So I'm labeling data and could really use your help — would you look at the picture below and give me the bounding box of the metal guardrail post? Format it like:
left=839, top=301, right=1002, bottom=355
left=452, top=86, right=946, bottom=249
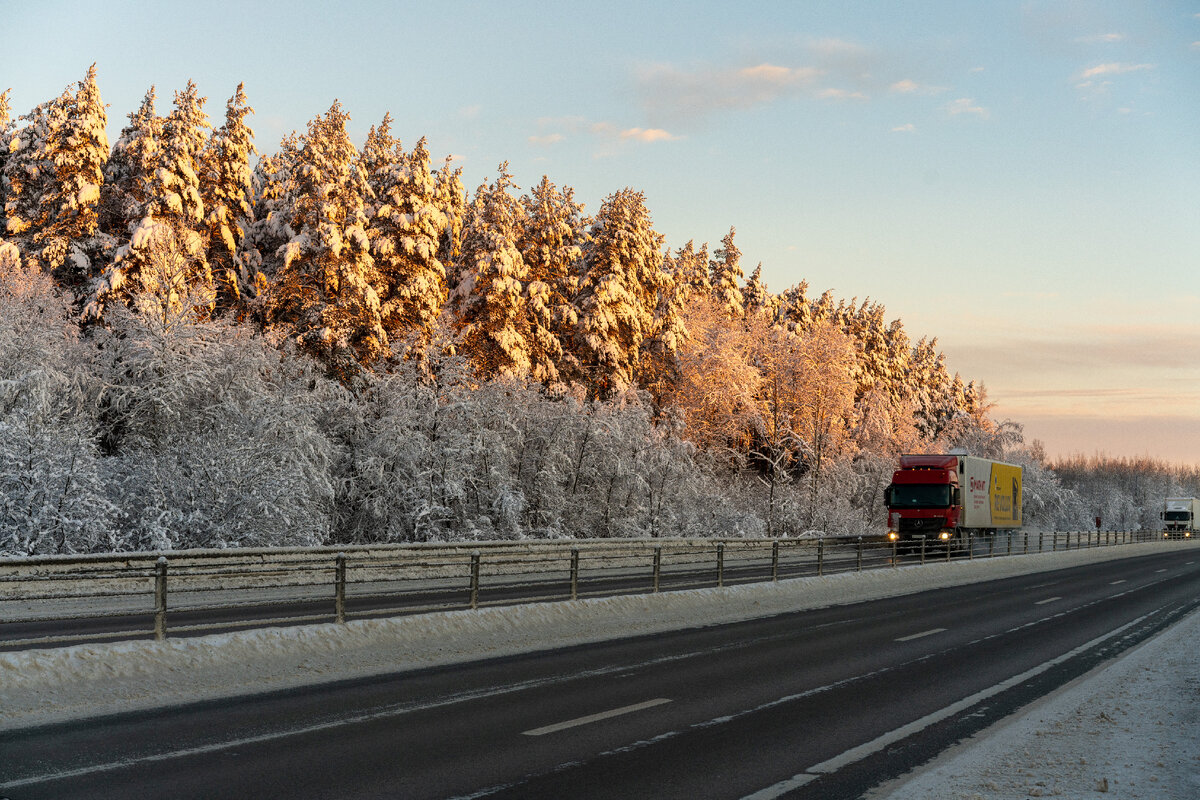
left=570, top=548, right=579, bottom=600
left=653, top=546, right=661, bottom=593
left=153, top=556, right=168, bottom=641
left=469, top=551, right=481, bottom=609
left=968, top=533, right=974, bottom=560
left=772, top=540, right=780, bottom=581
left=857, top=537, right=863, bottom=572
left=919, top=537, right=926, bottom=565
left=892, top=539, right=898, bottom=566
left=946, top=537, right=952, bottom=562
left=334, top=552, right=347, bottom=624
left=988, top=536, right=995, bottom=558
left=817, top=538, right=825, bottom=575
left=1024, top=531, right=1029, bottom=554
left=716, top=542, right=725, bottom=587
left=1007, top=533, right=1013, bottom=556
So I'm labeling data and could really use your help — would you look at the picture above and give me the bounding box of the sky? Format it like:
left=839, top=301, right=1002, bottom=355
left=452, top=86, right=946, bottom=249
left=3, top=0, right=1198, bottom=466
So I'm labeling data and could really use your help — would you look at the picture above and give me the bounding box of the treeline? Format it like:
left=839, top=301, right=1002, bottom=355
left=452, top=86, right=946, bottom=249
left=0, top=69, right=1184, bottom=555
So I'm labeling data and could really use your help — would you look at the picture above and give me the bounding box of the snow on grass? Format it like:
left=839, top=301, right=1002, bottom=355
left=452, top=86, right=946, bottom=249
left=871, top=604, right=1200, bottom=799
left=0, top=541, right=1195, bottom=733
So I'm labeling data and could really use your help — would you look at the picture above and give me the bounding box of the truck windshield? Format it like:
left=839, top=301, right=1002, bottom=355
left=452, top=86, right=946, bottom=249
left=1164, top=511, right=1192, bottom=521
left=890, top=485, right=952, bottom=508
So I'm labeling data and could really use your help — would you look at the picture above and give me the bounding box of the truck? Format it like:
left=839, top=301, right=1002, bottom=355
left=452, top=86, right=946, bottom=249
left=1161, top=498, right=1199, bottom=538
left=883, top=454, right=1022, bottom=546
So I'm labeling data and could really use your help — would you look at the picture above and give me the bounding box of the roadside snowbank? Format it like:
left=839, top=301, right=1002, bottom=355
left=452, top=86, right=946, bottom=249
left=872, top=605, right=1200, bottom=799
left=0, top=542, right=1193, bottom=732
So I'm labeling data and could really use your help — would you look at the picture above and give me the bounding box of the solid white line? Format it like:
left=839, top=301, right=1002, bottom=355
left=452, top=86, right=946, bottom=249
left=1035, top=597, right=1062, bottom=605
left=1110, top=580, right=1127, bottom=585
left=895, top=628, right=947, bottom=642
left=741, top=611, right=1154, bottom=799
left=1155, top=569, right=1167, bottom=573
left=522, top=698, right=672, bottom=736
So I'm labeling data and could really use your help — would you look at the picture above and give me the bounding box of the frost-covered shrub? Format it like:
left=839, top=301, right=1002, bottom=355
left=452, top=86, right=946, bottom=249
left=0, top=262, right=116, bottom=555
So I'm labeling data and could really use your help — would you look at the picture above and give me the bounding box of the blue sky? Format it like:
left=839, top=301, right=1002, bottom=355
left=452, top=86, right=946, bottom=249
left=3, top=0, right=1199, bottom=464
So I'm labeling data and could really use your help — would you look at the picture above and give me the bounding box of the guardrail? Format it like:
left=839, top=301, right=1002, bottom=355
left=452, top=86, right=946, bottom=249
left=0, top=529, right=1179, bottom=650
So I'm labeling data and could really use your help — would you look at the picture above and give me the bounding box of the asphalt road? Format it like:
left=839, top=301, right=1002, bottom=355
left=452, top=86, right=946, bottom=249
left=3, top=549, right=1198, bottom=799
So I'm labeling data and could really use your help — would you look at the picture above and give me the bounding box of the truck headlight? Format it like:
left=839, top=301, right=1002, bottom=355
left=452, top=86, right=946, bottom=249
left=939, top=532, right=951, bottom=540
left=888, top=532, right=899, bottom=541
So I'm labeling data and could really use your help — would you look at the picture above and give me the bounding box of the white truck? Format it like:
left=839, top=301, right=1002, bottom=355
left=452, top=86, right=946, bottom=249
left=1161, top=498, right=1199, bottom=538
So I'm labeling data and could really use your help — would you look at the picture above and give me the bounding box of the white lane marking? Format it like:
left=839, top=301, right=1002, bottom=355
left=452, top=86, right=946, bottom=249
left=1035, top=597, right=1062, bottom=605
left=1110, top=580, right=1127, bottom=585
left=742, top=611, right=1155, bottom=799
left=895, top=628, right=947, bottom=642
left=1155, top=569, right=1167, bottom=573
left=522, top=698, right=671, bottom=736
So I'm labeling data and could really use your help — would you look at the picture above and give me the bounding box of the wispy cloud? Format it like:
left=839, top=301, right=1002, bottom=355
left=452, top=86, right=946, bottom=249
left=1075, top=33, right=1125, bottom=44
left=1078, top=62, right=1154, bottom=79
left=636, top=61, right=824, bottom=122
left=527, top=117, right=680, bottom=149
left=945, top=97, right=989, bottom=118
left=619, top=127, right=679, bottom=143
left=891, top=123, right=916, bottom=133
left=889, top=78, right=947, bottom=95
left=816, top=87, right=867, bottom=100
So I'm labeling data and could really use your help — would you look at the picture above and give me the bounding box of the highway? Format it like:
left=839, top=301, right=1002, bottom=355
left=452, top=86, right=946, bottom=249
left=3, top=549, right=1198, bottom=799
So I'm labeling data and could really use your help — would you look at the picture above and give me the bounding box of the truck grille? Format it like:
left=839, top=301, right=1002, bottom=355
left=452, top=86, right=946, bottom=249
left=898, top=517, right=947, bottom=533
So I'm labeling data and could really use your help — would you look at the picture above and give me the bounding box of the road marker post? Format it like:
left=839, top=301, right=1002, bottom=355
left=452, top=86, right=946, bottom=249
left=334, top=553, right=346, bottom=624
left=153, top=556, right=168, bottom=641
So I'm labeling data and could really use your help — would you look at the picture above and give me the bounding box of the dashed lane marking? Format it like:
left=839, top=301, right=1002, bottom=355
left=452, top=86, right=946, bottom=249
left=1035, top=597, right=1062, bottom=605
left=895, top=628, right=947, bottom=642
left=522, top=698, right=672, bottom=736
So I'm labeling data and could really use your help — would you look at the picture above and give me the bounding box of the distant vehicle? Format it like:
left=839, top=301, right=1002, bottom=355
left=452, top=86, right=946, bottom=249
left=883, top=454, right=1022, bottom=546
left=1161, top=498, right=1198, bottom=538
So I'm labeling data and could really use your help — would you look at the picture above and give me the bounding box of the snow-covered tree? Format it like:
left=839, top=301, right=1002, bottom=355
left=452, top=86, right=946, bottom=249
left=0, top=88, right=13, bottom=222
left=709, top=226, right=744, bottom=319
left=576, top=188, right=665, bottom=395
left=367, top=131, right=449, bottom=357
left=257, top=101, right=386, bottom=375
left=672, top=239, right=710, bottom=300
left=0, top=259, right=114, bottom=555
left=90, top=82, right=214, bottom=319
left=200, top=83, right=256, bottom=309
left=451, top=164, right=539, bottom=379
left=742, top=263, right=774, bottom=320
left=519, top=175, right=588, bottom=384
left=2, top=66, right=108, bottom=285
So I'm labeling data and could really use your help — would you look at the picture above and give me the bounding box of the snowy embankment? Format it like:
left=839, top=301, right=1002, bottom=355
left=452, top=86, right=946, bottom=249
left=0, top=542, right=1194, bottom=735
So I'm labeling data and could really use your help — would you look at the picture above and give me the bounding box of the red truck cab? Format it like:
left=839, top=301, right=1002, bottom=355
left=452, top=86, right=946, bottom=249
left=884, top=455, right=963, bottom=542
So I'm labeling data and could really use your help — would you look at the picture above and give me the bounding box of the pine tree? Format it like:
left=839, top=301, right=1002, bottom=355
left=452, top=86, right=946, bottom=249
left=2, top=66, right=108, bottom=284
left=90, top=82, right=214, bottom=319
left=672, top=239, right=710, bottom=301
left=742, top=263, right=774, bottom=320
left=710, top=226, right=744, bottom=319
left=241, top=130, right=300, bottom=296
left=258, top=101, right=386, bottom=375
left=576, top=188, right=665, bottom=395
left=0, top=88, right=13, bottom=227
left=99, top=88, right=161, bottom=242
left=368, top=132, right=449, bottom=357
left=200, top=83, right=256, bottom=309
left=451, top=164, right=536, bottom=379
left=519, top=175, right=588, bottom=384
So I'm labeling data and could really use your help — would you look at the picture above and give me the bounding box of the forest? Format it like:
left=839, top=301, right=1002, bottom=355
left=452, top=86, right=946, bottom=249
left=1, top=68, right=1196, bottom=556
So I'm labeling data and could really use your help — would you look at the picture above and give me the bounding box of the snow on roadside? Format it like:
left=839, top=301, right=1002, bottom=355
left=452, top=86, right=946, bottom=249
left=870, top=606, right=1200, bottom=799
left=0, top=542, right=1195, bottom=733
